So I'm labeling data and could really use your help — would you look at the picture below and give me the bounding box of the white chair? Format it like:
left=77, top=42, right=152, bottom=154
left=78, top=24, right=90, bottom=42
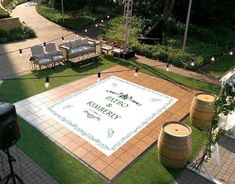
left=30, top=45, right=53, bottom=70
left=45, top=43, right=65, bottom=65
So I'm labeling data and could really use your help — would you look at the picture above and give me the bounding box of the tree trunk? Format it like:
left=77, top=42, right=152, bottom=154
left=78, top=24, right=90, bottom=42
left=163, top=0, right=176, bottom=21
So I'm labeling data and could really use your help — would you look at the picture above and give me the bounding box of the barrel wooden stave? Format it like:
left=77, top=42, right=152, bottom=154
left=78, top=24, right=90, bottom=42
left=157, top=121, right=192, bottom=169
left=190, top=93, right=215, bottom=129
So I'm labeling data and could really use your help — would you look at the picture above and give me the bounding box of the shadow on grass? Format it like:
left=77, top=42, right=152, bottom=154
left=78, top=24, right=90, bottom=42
left=32, top=59, right=105, bottom=79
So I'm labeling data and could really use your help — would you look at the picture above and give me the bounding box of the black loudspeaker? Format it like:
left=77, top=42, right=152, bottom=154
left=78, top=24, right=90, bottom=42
left=0, top=102, right=20, bottom=150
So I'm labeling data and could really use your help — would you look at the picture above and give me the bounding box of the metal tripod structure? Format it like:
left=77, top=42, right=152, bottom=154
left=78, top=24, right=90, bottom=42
left=122, top=0, right=134, bottom=53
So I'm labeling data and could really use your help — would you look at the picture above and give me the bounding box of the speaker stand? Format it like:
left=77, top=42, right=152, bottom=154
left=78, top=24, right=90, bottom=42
left=2, top=149, right=24, bottom=184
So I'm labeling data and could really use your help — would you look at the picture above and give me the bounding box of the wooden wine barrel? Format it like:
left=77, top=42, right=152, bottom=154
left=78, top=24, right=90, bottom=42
left=190, top=93, right=216, bottom=129
left=157, top=121, right=192, bottom=169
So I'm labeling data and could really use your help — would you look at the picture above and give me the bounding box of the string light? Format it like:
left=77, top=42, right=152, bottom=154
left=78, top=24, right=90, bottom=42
left=229, top=51, right=233, bottom=55
left=95, top=24, right=98, bottom=27
left=101, top=20, right=104, bottom=23
left=84, top=29, right=88, bottom=33
left=19, top=49, right=23, bottom=57
left=134, top=68, right=139, bottom=77
left=166, top=64, right=170, bottom=71
left=191, top=62, right=195, bottom=66
left=45, top=77, right=49, bottom=88
left=0, top=79, right=3, bottom=86
left=97, top=72, right=101, bottom=82
left=211, top=56, right=215, bottom=62
left=0, top=4, right=122, bottom=57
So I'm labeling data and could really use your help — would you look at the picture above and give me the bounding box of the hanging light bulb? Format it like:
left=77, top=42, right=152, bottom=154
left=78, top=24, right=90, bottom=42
left=0, top=79, right=3, bottom=86
left=134, top=68, right=139, bottom=77
left=229, top=51, right=233, bottom=55
left=95, top=24, right=98, bottom=27
left=191, top=62, right=195, bottom=66
left=45, top=77, right=49, bottom=88
left=166, top=64, right=170, bottom=71
left=84, top=29, right=88, bottom=33
left=19, top=49, right=23, bottom=57
left=211, top=56, right=215, bottom=62
left=101, top=20, right=104, bottom=23
left=107, top=15, right=110, bottom=19
left=97, top=72, right=101, bottom=82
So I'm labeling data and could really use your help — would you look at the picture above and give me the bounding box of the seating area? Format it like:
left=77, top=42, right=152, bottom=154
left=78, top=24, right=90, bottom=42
left=30, top=37, right=97, bottom=70
left=101, top=38, right=125, bottom=56
left=59, top=37, right=96, bottom=60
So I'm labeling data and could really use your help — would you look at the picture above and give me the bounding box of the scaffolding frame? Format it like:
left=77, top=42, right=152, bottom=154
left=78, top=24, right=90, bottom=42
left=123, top=0, right=133, bottom=53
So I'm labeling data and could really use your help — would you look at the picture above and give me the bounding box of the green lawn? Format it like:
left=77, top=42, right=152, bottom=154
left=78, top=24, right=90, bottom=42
left=0, top=56, right=217, bottom=184
left=202, top=55, right=235, bottom=78
left=36, top=3, right=101, bottom=31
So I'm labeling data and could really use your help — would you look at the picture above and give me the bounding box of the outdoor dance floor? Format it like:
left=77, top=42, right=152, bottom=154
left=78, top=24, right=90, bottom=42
left=15, top=65, right=195, bottom=181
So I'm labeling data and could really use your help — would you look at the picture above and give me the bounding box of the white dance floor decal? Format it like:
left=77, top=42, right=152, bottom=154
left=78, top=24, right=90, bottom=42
left=47, top=76, right=178, bottom=156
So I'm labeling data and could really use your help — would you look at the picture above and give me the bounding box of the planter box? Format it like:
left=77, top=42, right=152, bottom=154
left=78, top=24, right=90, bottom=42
left=0, top=17, right=20, bottom=31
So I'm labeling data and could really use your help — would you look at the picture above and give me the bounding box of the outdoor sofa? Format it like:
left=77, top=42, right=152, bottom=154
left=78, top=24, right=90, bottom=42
left=58, top=38, right=96, bottom=60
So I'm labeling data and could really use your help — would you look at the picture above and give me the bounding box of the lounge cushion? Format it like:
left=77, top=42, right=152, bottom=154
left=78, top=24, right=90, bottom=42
left=34, top=54, right=46, bottom=60
left=113, top=47, right=124, bottom=53
left=68, top=47, right=86, bottom=58
left=75, top=39, right=82, bottom=47
left=50, top=50, right=61, bottom=56
left=81, top=38, right=89, bottom=46
left=38, top=58, right=53, bottom=65
left=52, top=55, right=64, bottom=62
left=64, top=41, right=71, bottom=48
left=70, top=40, right=77, bottom=49
left=79, top=46, right=96, bottom=54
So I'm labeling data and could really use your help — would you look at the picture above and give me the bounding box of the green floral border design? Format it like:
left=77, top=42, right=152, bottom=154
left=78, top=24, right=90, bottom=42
left=48, top=76, right=178, bottom=152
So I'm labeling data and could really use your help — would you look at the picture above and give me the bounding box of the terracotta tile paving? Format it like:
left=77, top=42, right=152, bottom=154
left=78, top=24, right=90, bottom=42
left=15, top=65, right=195, bottom=181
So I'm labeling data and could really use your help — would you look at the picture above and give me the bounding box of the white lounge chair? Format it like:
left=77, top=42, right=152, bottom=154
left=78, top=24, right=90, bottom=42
left=45, top=43, right=65, bottom=65
left=30, top=45, right=53, bottom=70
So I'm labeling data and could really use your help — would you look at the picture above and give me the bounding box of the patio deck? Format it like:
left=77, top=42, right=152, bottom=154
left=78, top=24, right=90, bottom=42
left=14, top=65, right=195, bottom=181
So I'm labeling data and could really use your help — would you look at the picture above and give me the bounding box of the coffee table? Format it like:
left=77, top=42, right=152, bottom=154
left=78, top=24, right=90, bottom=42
left=69, top=52, right=100, bottom=67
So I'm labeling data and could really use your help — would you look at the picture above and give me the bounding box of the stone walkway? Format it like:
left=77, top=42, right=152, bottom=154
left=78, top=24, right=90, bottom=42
left=0, top=0, right=220, bottom=87
left=176, top=136, right=235, bottom=184
left=0, top=146, right=58, bottom=184
left=205, top=136, right=235, bottom=184
left=0, top=0, right=75, bottom=78
left=134, top=55, right=220, bottom=85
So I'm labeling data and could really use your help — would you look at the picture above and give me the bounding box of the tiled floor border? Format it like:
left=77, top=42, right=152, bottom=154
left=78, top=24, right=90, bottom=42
left=15, top=65, right=195, bottom=181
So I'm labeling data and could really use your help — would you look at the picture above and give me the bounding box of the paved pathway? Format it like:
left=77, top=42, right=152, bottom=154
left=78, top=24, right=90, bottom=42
left=176, top=136, right=235, bottom=184
left=0, top=146, right=58, bottom=184
left=134, top=55, right=220, bottom=85
left=0, top=0, right=220, bottom=87
left=0, top=0, right=76, bottom=78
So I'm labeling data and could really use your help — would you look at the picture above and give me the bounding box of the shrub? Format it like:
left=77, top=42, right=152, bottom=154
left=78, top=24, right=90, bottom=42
left=0, top=24, right=35, bottom=43
left=133, top=42, right=204, bottom=70
left=49, top=0, right=86, bottom=10
left=99, top=16, right=227, bottom=70
left=166, top=17, right=235, bottom=48
left=0, top=5, right=10, bottom=18
left=36, top=3, right=101, bottom=31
